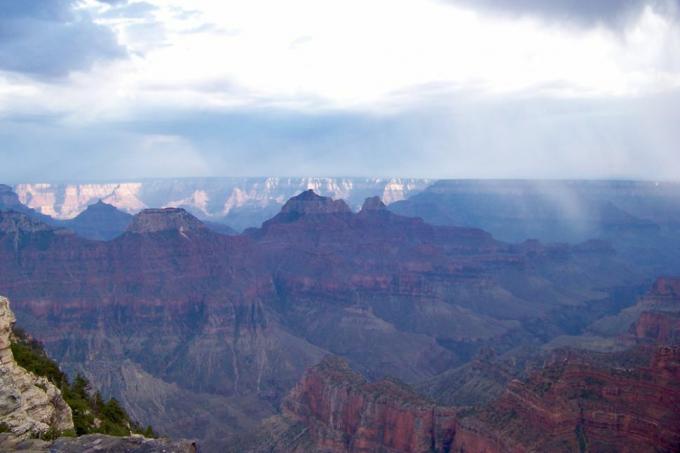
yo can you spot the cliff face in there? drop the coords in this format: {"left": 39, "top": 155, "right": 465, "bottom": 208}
{"left": 0, "top": 296, "right": 73, "bottom": 438}
{"left": 241, "top": 356, "right": 457, "bottom": 453}
{"left": 630, "top": 311, "right": 680, "bottom": 344}
{"left": 268, "top": 345, "right": 680, "bottom": 453}
{"left": 460, "top": 346, "right": 680, "bottom": 453}
{"left": 281, "top": 356, "right": 457, "bottom": 453}
{"left": 645, "top": 276, "right": 680, "bottom": 302}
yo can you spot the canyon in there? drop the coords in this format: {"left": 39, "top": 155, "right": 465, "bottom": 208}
{"left": 1, "top": 182, "right": 679, "bottom": 451}
{"left": 240, "top": 279, "right": 680, "bottom": 452}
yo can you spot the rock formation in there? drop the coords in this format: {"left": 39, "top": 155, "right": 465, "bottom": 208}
{"left": 281, "top": 356, "right": 457, "bottom": 453}
{"left": 0, "top": 433, "right": 199, "bottom": 452}
{"left": 0, "top": 296, "right": 73, "bottom": 438}
{"left": 0, "top": 184, "right": 23, "bottom": 211}
{"left": 458, "top": 345, "right": 680, "bottom": 452}
{"left": 127, "top": 208, "right": 208, "bottom": 234}
{"left": 251, "top": 345, "right": 680, "bottom": 453}
{"left": 237, "top": 356, "right": 457, "bottom": 453}
{"left": 62, "top": 200, "right": 133, "bottom": 240}
{"left": 630, "top": 311, "right": 680, "bottom": 344}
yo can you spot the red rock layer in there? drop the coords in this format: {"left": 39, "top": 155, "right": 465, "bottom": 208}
{"left": 464, "top": 346, "right": 680, "bottom": 453}
{"left": 630, "top": 311, "right": 680, "bottom": 344}
{"left": 281, "top": 356, "right": 457, "bottom": 453}
{"left": 646, "top": 277, "right": 680, "bottom": 302}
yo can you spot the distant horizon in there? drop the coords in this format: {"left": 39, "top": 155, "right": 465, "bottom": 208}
{"left": 5, "top": 176, "right": 680, "bottom": 185}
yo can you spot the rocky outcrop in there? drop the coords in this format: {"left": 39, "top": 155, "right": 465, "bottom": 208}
{"left": 279, "top": 190, "right": 352, "bottom": 216}
{"left": 0, "top": 296, "right": 73, "bottom": 438}
{"left": 0, "top": 184, "right": 23, "bottom": 211}
{"left": 0, "top": 432, "right": 199, "bottom": 452}
{"left": 359, "top": 196, "right": 387, "bottom": 212}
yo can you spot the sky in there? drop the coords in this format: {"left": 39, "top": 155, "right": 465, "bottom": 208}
{"left": 0, "top": 0, "right": 679, "bottom": 182}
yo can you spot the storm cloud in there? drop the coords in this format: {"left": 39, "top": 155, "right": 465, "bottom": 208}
{"left": 0, "top": 0, "right": 679, "bottom": 181}
{"left": 443, "top": 0, "right": 679, "bottom": 26}
{"left": 0, "top": 0, "right": 126, "bottom": 78}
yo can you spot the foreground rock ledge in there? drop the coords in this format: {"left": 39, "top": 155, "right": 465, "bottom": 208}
{"left": 0, "top": 433, "right": 199, "bottom": 452}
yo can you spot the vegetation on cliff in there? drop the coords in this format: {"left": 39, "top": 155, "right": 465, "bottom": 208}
{"left": 10, "top": 326, "right": 156, "bottom": 438}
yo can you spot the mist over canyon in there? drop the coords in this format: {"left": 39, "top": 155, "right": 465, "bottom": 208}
{"left": 2, "top": 179, "right": 680, "bottom": 451}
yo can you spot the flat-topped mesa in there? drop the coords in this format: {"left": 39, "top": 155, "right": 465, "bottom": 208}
{"left": 359, "top": 196, "right": 387, "bottom": 212}
{"left": 126, "top": 208, "right": 207, "bottom": 234}
{"left": 279, "top": 190, "right": 351, "bottom": 216}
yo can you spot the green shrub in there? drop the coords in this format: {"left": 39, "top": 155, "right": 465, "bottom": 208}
{"left": 10, "top": 326, "right": 157, "bottom": 439}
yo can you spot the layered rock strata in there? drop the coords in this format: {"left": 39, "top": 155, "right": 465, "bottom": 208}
{"left": 0, "top": 296, "right": 73, "bottom": 438}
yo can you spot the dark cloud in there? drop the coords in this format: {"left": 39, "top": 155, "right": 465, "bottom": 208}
{"left": 0, "top": 0, "right": 126, "bottom": 78}
{"left": 444, "top": 0, "right": 678, "bottom": 26}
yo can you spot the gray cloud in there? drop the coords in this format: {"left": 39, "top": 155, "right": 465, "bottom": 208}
{"left": 100, "top": 1, "right": 157, "bottom": 19}
{"left": 444, "top": 0, "right": 678, "bottom": 26}
{"left": 0, "top": 0, "right": 126, "bottom": 78}
{"left": 1, "top": 89, "right": 680, "bottom": 182}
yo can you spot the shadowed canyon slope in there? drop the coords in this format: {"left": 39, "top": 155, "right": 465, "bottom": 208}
{"left": 0, "top": 189, "right": 660, "bottom": 449}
